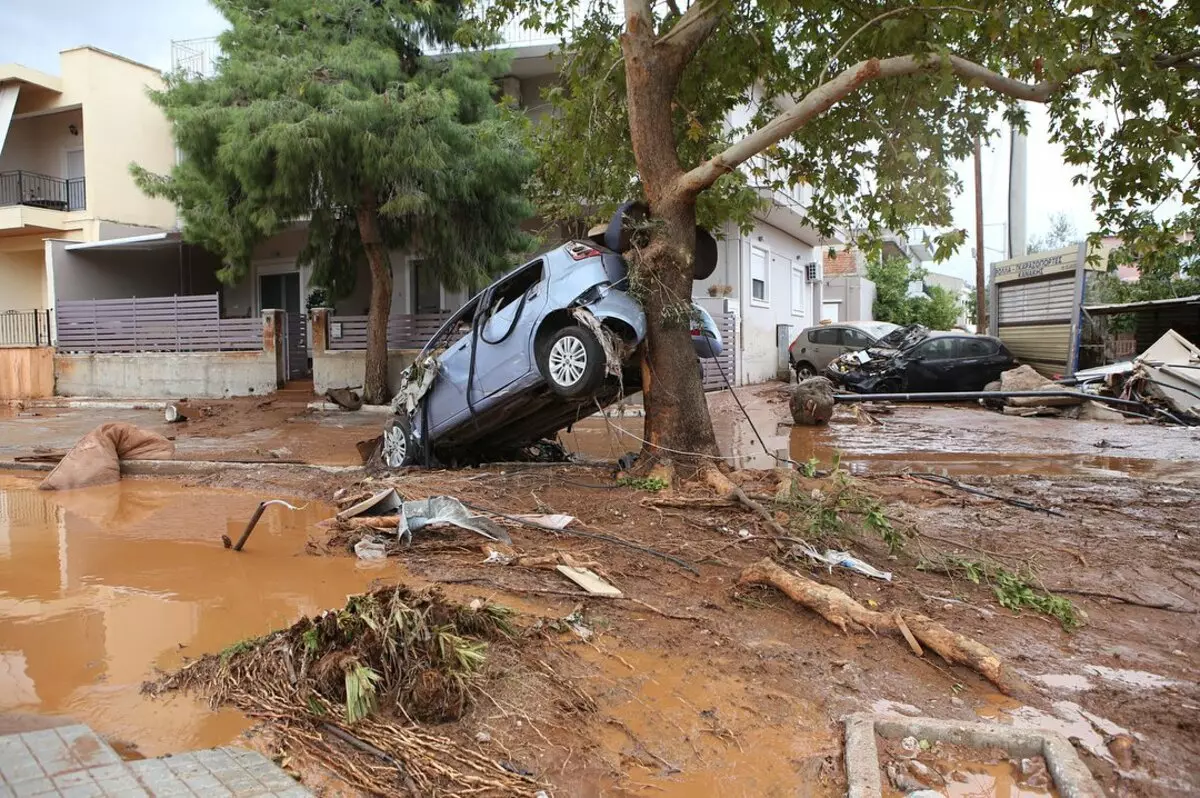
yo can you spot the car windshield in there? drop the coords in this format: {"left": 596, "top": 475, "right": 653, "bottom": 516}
{"left": 877, "top": 324, "right": 930, "bottom": 351}
{"left": 854, "top": 321, "right": 900, "bottom": 341}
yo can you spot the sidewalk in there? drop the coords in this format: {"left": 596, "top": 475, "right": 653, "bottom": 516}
{"left": 0, "top": 725, "right": 311, "bottom": 797}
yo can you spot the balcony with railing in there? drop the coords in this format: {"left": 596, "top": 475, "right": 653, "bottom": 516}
{"left": 0, "top": 171, "right": 85, "bottom": 212}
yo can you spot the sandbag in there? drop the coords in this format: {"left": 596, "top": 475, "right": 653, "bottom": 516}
{"left": 40, "top": 423, "right": 175, "bottom": 491}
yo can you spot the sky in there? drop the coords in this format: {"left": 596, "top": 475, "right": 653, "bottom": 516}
{"left": 3, "top": 0, "right": 1111, "bottom": 285}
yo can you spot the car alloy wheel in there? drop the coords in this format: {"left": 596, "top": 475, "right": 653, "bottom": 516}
{"left": 548, "top": 333, "right": 589, "bottom": 388}
{"left": 378, "top": 416, "right": 414, "bottom": 468}
{"left": 795, "top": 364, "right": 815, "bottom": 380}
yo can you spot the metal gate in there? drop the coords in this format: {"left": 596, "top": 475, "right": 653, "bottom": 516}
{"left": 282, "top": 312, "right": 310, "bottom": 380}
{"left": 701, "top": 311, "right": 737, "bottom": 391}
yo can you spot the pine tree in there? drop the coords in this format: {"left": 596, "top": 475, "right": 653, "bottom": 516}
{"left": 135, "top": 0, "right": 535, "bottom": 403}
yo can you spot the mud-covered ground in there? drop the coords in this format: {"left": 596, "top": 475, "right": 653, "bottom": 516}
{"left": 3, "top": 385, "right": 1198, "bottom": 797}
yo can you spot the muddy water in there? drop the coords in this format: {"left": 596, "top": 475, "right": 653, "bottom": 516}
{"left": 562, "top": 397, "right": 1200, "bottom": 480}
{"left": 0, "top": 474, "right": 380, "bottom": 756}
{"left": 881, "top": 759, "right": 1057, "bottom": 798}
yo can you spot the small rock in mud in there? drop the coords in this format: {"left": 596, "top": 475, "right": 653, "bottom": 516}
{"left": 1018, "top": 757, "right": 1050, "bottom": 788}
{"left": 906, "top": 759, "right": 945, "bottom": 785}
{"left": 1107, "top": 733, "right": 1137, "bottom": 769}
{"left": 886, "top": 760, "right": 926, "bottom": 792}
{"left": 950, "top": 696, "right": 965, "bottom": 707}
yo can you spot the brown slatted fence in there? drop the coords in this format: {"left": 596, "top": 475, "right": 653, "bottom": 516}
{"left": 55, "top": 294, "right": 262, "bottom": 353}
{"left": 327, "top": 312, "right": 457, "bottom": 350}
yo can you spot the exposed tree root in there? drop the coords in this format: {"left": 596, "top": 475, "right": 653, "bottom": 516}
{"left": 737, "top": 558, "right": 1029, "bottom": 697}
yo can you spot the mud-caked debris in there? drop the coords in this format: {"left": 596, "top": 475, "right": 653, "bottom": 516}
{"left": 790, "top": 376, "right": 835, "bottom": 425}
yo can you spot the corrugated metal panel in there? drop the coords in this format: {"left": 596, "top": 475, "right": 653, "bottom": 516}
{"left": 998, "top": 323, "right": 1072, "bottom": 376}
{"left": 997, "top": 278, "right": 1076, "bottom": 323}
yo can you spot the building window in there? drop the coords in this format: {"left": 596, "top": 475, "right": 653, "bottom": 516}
{"left": 750, "top": 246, "right": 768, "bottom": 303}
{"left": 791, "top": 266, "right": 805, "bottom": 316}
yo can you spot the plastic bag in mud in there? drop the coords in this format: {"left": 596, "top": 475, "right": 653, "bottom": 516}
{"left": 40, "top": 423, "right": 175, "bottom": 491}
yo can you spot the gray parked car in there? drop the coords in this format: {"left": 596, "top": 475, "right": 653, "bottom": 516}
{"left": 788, "top": 321, "right": 900, "bottom": 379}
{"left": 378, "top": 240, "right": 722, "bottom": 467}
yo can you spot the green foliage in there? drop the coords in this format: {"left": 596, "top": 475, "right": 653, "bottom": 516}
{"left": 929, "top": 556, "right": 1081, "bottom": 630}
{"left": 617, "top": 475, "right": 669, "bottom": 492}
{"left": 867, "top": 256, "right": 963, "bottom": 328}
{"left": 344, "top": 663, "right": 382, "bottom": 723}
{"left": 863, "top": 501, "right": 906, "bottom": 555}
{"left": 134, "top": 0, "right": 536, "bottom": 293}
{"left": 482, "top": 0, "right": 1198, "bottom": 268}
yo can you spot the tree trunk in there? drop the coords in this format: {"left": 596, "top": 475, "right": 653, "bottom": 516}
{"left": 636, "top": 201, "right": 723, "bottom": 472}
{"left": 622, "top": 1, "right": 722, "bottom": 472}
{"left": 356, "top": 190, "right": 393, "bottom": 405}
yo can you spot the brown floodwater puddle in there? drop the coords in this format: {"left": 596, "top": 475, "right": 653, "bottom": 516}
{"left": 881, "top": 758, "right": 1057, "bottom": 798}
{"left": 0, "top": 473, "right": 381, "bottom": 757}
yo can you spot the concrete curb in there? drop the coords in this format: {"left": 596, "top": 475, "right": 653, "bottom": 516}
{"left": 21, "top": 398, "right": 169, "bottom": 410}
{"left": 1, "top": 459, "right": 364, "bottom": 477}
{"left": 845, "top": 713, "right": 1104, "bottom": 798}
{"left": 306, "top": 401, "right": 393, "bottom": 413}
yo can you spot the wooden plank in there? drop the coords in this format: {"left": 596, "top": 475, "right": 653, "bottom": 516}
{"left": 556, "top": 565, "right": 623, "bottom": 597}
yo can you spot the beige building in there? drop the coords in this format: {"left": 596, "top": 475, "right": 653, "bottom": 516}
{"left": 0, "top": 48, "right": 176, "bottom": 312}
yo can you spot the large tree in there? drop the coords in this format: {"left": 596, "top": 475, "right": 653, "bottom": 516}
{"left": 488, "top": 0, "right": 1198, "bottom": 470}
{"left": 135, "top": 0, "right": 534, "bottom": 403}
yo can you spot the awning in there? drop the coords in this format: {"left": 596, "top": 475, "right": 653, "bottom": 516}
{"left": 64, "top": 231, "right": 182, "bottom": 252}
{"left": 1082, "top": 294, "right": 1200, "bottom": 315}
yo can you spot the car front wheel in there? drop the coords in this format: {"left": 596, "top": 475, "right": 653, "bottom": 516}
{"left": 377, "top": 415, "right": 416, "bottom": 468}
{"left": 539, "top": 325, "right": 607, "bottom": 398}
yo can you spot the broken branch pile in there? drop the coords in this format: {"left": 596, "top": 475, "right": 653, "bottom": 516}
{"left": 146, "top": 586, "right": 540, "bottom": 796}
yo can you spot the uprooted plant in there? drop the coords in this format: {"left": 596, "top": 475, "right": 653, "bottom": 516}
{"left": 922, "top": 556, "right": 1082, "bottom": 631}
{"left": 146, "top": 586, "right": 540, "bottom": 796}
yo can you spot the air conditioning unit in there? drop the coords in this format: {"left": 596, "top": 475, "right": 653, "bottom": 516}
{"left": 805, "top": 261, "right": 821, "bottom": 282}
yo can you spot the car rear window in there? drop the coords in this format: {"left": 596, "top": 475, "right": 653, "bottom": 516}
{"left": 957, "top": 338, "right": 998, "bottom": 357}
{"left": 809, "top": 327, "right": 841, "bottom": 345}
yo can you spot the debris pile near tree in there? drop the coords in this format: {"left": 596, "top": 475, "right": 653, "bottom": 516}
{"left": 146, "top": 586, "right": 542, "bottom": 796}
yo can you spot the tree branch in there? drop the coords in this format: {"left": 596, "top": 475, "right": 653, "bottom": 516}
{"left": 655, "top": 0, "right": 721, "bottom": 59}
{"left": 817, "top": 4, "right": 983, "bottom": 86}
{"left": 676, "top": 53, "right": 1080, "bottom": 197}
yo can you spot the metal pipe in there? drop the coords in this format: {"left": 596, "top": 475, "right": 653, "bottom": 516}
{"left": 832, "top": 390, "right": 1148, "bottom": 409}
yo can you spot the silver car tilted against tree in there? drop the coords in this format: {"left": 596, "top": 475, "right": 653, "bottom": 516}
{"left": 376, "top": 217, "right": 722, "bottom": 468}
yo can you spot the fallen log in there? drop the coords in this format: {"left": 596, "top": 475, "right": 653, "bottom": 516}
{"left": 738, "top": 558, "right": 1027, "bottom": 696}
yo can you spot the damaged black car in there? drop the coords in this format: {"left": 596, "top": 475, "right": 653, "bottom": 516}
{"left": 826, "top": 328, "right": 1016, "bottom": 393}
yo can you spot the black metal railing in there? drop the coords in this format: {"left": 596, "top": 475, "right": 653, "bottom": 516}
{"left": 0, "top": 170, "right": 85, "bottom": 212}
{"left": 0, "top": 309, "right": 54, "bottom": 347}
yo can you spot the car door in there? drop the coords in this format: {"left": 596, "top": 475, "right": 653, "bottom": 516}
{"left": 807, "top": 326, "right": 842, "bottom": 370}
{"left": 474, "top": 259, "right": 550, "bottom": 396}
{"left": 953, "top": 337, "right": 1000, "bottom": 390}
{"left": 841, "top": 328, "right": 873, "bottom": 356}
{"left": 905, "top": 337, "right": 958, "bottom": 391}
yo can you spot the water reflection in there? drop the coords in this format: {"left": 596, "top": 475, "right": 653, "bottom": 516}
{"left": 0, "top": 474, "right": 381, "bottom": 756}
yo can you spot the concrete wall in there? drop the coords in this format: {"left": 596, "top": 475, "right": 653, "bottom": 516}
{"left": 4, "top": 48, "right": 176, "bottom": 230}
{"left": 54, "top": 351, "right": 279, "bottom": 398}
{"left": 312, "top": 349, "right": 420, "bottom": 396}
{"left": 0, "top": 347, "right": 54, "bottom": 399}
{"left": 737, "top": 220, "right": 817, "bottom": 384}
{"left": 823, "top": 275, "right": 876, "bottom": 322}
{"left": 47, "top": 240, "right": 221, "bottom": 302}
{"left": 61, "top": 48, "right": 176, "bottom": 229}
{"left": 0, "top": 107, "right": 84, "bottom": 178}
{"left": 0, "top": 250, "right": 47, "bottom": 310}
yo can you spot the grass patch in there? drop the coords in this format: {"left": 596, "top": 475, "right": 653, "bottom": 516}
{"left": 617, "top": 475, "right": 669, "bottom": 492}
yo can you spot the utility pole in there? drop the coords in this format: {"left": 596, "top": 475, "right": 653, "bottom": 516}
{"left": 973, "top": 136, "right": 986, "bottom": 333}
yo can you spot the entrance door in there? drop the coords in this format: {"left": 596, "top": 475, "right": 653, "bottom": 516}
{"left": 412, "top": 261, "right": 441, "bottom": 313}
{"left": 259, "top": 272, "right": 301, "bottom": 313}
